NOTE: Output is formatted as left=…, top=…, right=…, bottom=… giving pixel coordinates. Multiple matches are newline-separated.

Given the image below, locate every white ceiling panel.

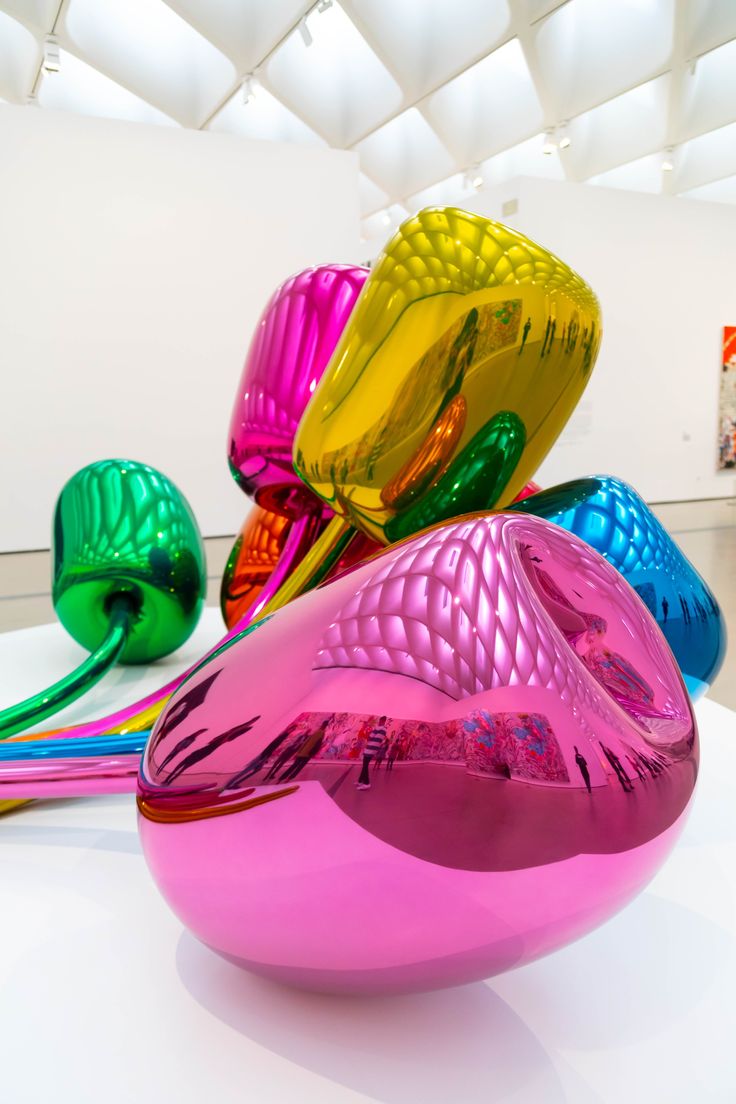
left=207, top=80, right=323, bottom=145
left=480, top=132, right=566, bottom=185
left=361, top=202, right=408, bottom=242
left=0, top=10, right=39, bottom=102
left=61, top=0, right=236, bottom=127
left=1, top=0, right=736, bottom=213
left=406, top=172, right=471, bottom=211
left=524, top=0, right=567, bottom=20
left=343, top=0, right=511, bottom=102
left=0, top=0, right=58, bottom=35
left=164, top=0, right=308, bottom=72
left=680, top=174, right=736, bottom=205
left=674, top=121, right=736, bottom=194
left=682, top=0, right=736, bottom=59
left=265, top=3, right=402, bottom=147
left=679, top=37, right=736, bottom=142
left=424, top=39, right=543, bottom=165
left=358, top=171, right=389, bottom=216
left=355, top=107, right=455, bottom=199
left=38, top=49, right=177, bottom=127
left=564, top=75, right=670, bottom=180
left=587, top=152, right=664, bottom=195
left=533, top=0, right=675, bottom=122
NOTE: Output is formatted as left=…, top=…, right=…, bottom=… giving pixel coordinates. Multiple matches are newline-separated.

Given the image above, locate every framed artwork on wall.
left=718, top=326, right=736, bottom=470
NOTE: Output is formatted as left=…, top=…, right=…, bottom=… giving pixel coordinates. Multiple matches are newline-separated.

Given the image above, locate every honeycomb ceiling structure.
left=1, top=0, right=736, bottom=240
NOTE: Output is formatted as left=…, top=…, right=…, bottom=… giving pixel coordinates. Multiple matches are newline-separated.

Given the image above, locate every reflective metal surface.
left=294, top=207, right=602, bottom=544
left=221, top=506, right=381, bottom=629
left=139, top=513, right=696, bottom=995
left=54, top=458, right=206, bottom=664
left=228, top=264, right=369, bottom=519
left=0, top=595, right=133, bottom=740
left=512, top=476, right=726, bottom=698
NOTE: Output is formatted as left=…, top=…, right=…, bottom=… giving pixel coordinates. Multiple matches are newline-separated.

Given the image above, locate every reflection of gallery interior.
left=1, top=3, right=735, bottom=1101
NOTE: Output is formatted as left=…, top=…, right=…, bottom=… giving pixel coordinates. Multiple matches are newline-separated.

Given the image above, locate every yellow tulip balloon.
left=261, top=206, right=601, bottom=614
left=295, top=206, right=600, bottom=541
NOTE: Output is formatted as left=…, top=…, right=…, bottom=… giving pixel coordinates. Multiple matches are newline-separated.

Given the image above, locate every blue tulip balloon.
left=512, top=476, right=726, bottom=699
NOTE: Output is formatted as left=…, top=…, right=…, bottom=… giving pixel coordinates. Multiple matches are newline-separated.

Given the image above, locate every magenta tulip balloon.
left=228, top=263, right=369, bottom=519
left=138, top=512, right=697, bottom=995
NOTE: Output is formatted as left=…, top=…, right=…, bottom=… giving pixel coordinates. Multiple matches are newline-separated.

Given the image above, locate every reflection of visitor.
left=228, top=719, right=301, bottom=785
left=600, top=743, right=634, bottom=792
left=386, top=735, right=402, bottom=772
left=679, top=594, right=692, bottom=625
left=279, top=718, right=330, bottom=781
left=574, top=745, right=591, bottom=793
left=540, top=316, right=552, bottom=357
left=356, top=715, right=387, bottom=790
left=264, top=726, right=309, bottom=780
left=661, top=596, right=669, bottom=623
left=627, top=754, right=646, bottom=784
left=518, top=316, right=532, bottom=355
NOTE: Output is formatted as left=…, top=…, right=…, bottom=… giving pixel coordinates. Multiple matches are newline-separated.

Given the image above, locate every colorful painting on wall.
left=718, top=326, right=736, bottom=469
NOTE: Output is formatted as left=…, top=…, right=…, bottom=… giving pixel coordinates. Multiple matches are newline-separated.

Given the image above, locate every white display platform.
left=0, top=613, right=734, bottom=1103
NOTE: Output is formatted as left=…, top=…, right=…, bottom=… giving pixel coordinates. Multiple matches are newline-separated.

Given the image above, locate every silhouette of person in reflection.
left=386, top=732, right=403, bottom=772
left=679, top=594, right=692, bottom=625
left=264, top=726, right=309, bottom=780
left=574, top=746, right=592, bottom=794
left=357, top=715, right=387, bottom=790
left=661, top=596, right=669, bottom=623
left=279, top=718, right=331, bottom=781
left=164, top=716, right=261, bottom=785
left=227, top=719, right=302, bottom=786
left=540, top=316, right=552, bottom=357
left=601, top=743, right=634, bottom=792
left=638, top=753, right=659, bottom=779
left=627, top=754, right=646, bottom=784
left=518, top=316, right=532, bottom=355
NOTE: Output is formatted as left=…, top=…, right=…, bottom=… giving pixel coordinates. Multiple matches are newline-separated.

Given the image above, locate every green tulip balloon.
left=0, top=459, right=206, bottom=740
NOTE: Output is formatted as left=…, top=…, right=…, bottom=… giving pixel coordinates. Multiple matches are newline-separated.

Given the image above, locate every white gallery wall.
left=470, top=176, right=736, bottom=503
left=0, top=105, right=360, bottom=552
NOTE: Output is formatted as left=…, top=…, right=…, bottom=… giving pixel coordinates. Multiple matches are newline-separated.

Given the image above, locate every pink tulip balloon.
left=228, top=263, right=370, bottom=519
left=138, top=512, right=697, bottom=995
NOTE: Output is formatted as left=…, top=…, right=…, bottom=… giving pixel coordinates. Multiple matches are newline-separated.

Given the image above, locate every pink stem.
left=0, top=755, right=139, bottom=799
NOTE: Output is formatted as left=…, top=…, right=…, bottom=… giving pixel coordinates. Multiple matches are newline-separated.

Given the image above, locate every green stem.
left=0, top=596, right=135, bottom=740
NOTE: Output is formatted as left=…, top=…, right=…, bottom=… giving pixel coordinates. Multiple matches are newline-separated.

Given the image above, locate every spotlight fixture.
left=661, top=147, right=674, bottom=172
left=242, top=75, right=255, bottom=105
left=298, top=16, right=313, bottom=46
left=317, top=0, right=333, bottom=10
left=542, top=129, right=556, bottom=155
left=464, top=164, right=484, bottom=190
left=557, top=122, right=571, bottom=150
left=42, top=34, right=60, bottom=74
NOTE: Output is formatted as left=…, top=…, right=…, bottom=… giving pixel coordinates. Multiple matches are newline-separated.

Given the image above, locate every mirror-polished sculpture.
left=258, top=206, right=601, bottom=617
left=0, top=515, right=697, bottom=993
left=511, top=476, right=726, bottom=698
left=0, top=459, right=205, bottom=739
left=221, top=505, right=381, bottom=629
left=134, top=513, right=696, bottom=994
